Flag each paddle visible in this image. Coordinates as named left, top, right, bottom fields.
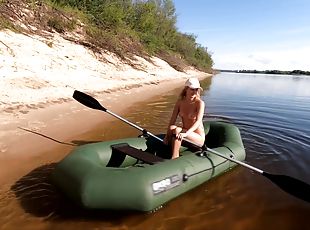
left=72, top=90, right=310, bottom=203
left=204, top=147, right=310, bottom=203
left=72, top=90, right=163, bottom=143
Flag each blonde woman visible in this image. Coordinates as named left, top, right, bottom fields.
left=163, top=78, right=205, bottom=159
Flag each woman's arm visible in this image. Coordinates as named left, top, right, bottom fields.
left=163, top=100, right=180, bottom=144
left=167, top=100, right=180, bottom=127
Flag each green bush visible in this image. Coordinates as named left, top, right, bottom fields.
left=47, top=15, right=76, bottom=33
left=0, top=15, right=14, bottom=30
left=47, top=0, right=213, bottom=71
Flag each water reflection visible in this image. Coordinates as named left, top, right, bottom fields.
left=210, top=73, right=310, bottom=98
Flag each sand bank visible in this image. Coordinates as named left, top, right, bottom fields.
left=0, top=29, right=210, bottom=184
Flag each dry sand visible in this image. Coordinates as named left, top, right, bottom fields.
left=0, top=29, right=211, bottom=185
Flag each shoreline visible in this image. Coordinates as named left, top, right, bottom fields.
left=0, top=29, right=210, bottom=154
left=0, top=29, right=211, bottom=185
left=0, top=75, right=210, bottom=185
left=0, top=30, right=208, bottom=114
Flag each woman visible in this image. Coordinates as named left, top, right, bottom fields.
left=163, top=78, right=205, bottom=159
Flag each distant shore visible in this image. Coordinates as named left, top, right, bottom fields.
left=219, top=69, right=310, bottom=75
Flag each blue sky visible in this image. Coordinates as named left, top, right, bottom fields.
left=173, top=0, right=310, bottom=71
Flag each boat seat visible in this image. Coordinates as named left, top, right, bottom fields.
left=109, top=143, right=165, bottom=166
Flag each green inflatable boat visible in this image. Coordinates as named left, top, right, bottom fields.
left=51, top=121, right=245, bottom=212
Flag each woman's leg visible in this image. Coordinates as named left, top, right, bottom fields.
left=164, top=125, right=177, bottom=145
left=171, top=127, right=183, bottom=159
left=166, top=126, right=204, bottom=159
left=184, top=132, right=205, bottom=147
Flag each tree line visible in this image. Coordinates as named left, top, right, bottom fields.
left=222, top=69, right=310, bottom=76
left=49, top=0, right=213, bottom=72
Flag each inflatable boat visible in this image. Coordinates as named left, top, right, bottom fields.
left=51, top=121, right=245, bottom=212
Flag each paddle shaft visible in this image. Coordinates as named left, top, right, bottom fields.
left=102, top=100, right=255, bottom=171
left=105, top=109, right=163, bottom=143
left=205, top=147, right=263, bottom=174
left=107, top=109, right=263, bottom=173
left=105, top=102, right=264, bottom=174
left=111, top=108, right=264, bottom=173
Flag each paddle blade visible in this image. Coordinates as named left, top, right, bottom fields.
left=73, top=90, right=106, bottom=111
left=263, top=172, right=310, bottom=203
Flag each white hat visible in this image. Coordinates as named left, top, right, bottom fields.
left=185, top=78, right=202, bottom=90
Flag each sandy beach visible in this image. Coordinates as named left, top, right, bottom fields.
left=0, top=29, right=210, bottom=185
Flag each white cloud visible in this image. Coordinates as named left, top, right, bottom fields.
left=214, top=46, right=310, bottom=71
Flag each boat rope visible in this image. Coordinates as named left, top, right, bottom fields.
left=223, top=145, right=236, bottom=159
left=183, top=146, right=236, bottom=181
left=183, top=156, right=229, bottom=181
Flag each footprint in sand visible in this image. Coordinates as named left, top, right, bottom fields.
left=0, top=142, right=8, bottom=153
left=27, top=120, right=46, bottom=130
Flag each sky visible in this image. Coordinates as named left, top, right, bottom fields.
left=172, top=0, right=310, bottom=71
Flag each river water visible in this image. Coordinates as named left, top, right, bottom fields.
left=1, top=73, right=310, bottom=229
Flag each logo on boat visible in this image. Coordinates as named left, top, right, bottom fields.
left=152, top=175, right=181, bottom=194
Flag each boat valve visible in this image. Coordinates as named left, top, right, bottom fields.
left=198, top=151, right=208, bottom=157
left=183, top=174, right=189, bottom=182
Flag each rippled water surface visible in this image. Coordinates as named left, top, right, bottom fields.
left=1, top=73, right=309, bottom=229
left=124, top=73, right=310, bottom=229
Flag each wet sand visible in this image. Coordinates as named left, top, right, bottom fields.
left=1, top=78, right=207, bottom=183
left=0, top=77, right=211, bottom=229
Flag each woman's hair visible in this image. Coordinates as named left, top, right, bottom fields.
left=179, top=86, right=200, bottom=100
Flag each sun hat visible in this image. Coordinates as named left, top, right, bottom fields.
left=185, top=78, right=202, bottom=90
